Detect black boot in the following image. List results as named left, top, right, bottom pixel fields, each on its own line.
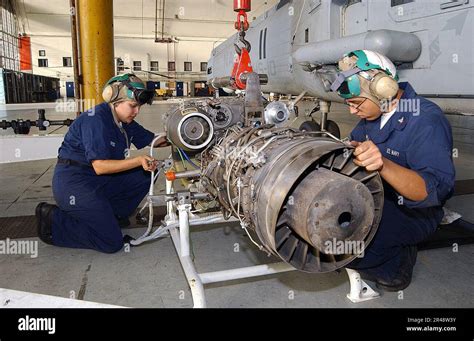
left=35, top=202, right=57, bottom=245
left=115, top=216, right=131, bottom=228
left=123, top=234, right=136, bottom=245
left=376, top=245, right=418, bottom=292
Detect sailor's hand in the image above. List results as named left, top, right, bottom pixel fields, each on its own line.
left=138, top=155, right=158, bottom=172
left=351, top=140, right=384, bottom=171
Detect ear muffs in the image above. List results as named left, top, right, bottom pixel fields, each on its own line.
left=102, top=83, right=121, bottom=103
left=369, top=72, right=399, bottom=101
left=102, top=73, right=135, bottom=103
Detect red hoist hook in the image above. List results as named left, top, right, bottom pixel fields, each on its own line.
left=232, top=0, right=253, bottom=90
left=234, top=0, right=251, bottom=31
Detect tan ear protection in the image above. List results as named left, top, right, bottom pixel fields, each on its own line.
left=102, top=82, right=122, bottom=103
left=102, top=73, right=135, bottom=104
left=369, top=72, right=399, bottom=101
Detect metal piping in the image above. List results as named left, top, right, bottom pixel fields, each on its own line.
left=293, top=29, right=422, bottom=65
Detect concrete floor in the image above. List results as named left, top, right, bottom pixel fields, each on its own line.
left=0, top=99, right=473, bottom=308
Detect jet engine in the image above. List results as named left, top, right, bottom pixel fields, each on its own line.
left=164, top=98, right=383, bottom=273
left=163, top=98, right=245, bottom=151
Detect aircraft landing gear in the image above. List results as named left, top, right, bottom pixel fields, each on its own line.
left=298, top=100, right=341, bottom=138
left=319, top=100, right=341, bottom=138
left=325, top=119, right=341, bottom=138
left=299, top=120, right=321, bottom=132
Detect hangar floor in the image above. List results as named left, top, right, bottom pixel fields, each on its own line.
left=0, top=100, right=473, bottom=308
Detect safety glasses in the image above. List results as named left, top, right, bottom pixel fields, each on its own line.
left=344, top=98, right=367, bottom=112
left=123, top=80, right=155, bottom=105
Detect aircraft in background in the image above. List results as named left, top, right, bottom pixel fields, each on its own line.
left=207, top=0, right=473, bottom=134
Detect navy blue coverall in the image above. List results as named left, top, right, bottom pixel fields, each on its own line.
left=348, top=82, right=455, bottom=283
left=51, top=102, right=155, bottom=253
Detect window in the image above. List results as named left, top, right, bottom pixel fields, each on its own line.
left=39, top=50, right=46, bottom=57
left=391, top=0, right=413, bottom=6
left=63, top=57, right=72, bottom=67
left=305, top=28, right=309, bottom=43
left=117, top=58, right=125, bottom=72
left=168, top=61, right=176, bottom=71
left=133, top=61, right=142, bottom=71
left=200, top=62, right=208, bottom=72
left=150, top=61, right=159, bottom=71
left=184, top=62, right=192, bottom=72
left=38, top=59, right=48, bottom=67
left=440, top=0, right=467, bottom=9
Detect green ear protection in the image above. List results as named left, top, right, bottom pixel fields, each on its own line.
left=331, top=50, right=399, bottom=101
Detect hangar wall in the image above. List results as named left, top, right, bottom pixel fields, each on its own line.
left=21, top=0, right=278, bottom=97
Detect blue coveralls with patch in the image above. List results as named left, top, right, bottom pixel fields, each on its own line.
left=348, top=82, right=455, bottom=282
left=51, top=102, right=155, bottom=253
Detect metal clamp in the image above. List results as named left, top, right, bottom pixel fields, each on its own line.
left=346, top=268, right=380, bottom=303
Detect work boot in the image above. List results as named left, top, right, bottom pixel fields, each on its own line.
left=123, top=234, right=136, bottom=246
left=376, top=245, right=418, bottom=292
left=115, top=216, right=131, bottom=228
left=35, top=202, right=57, bottom=245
